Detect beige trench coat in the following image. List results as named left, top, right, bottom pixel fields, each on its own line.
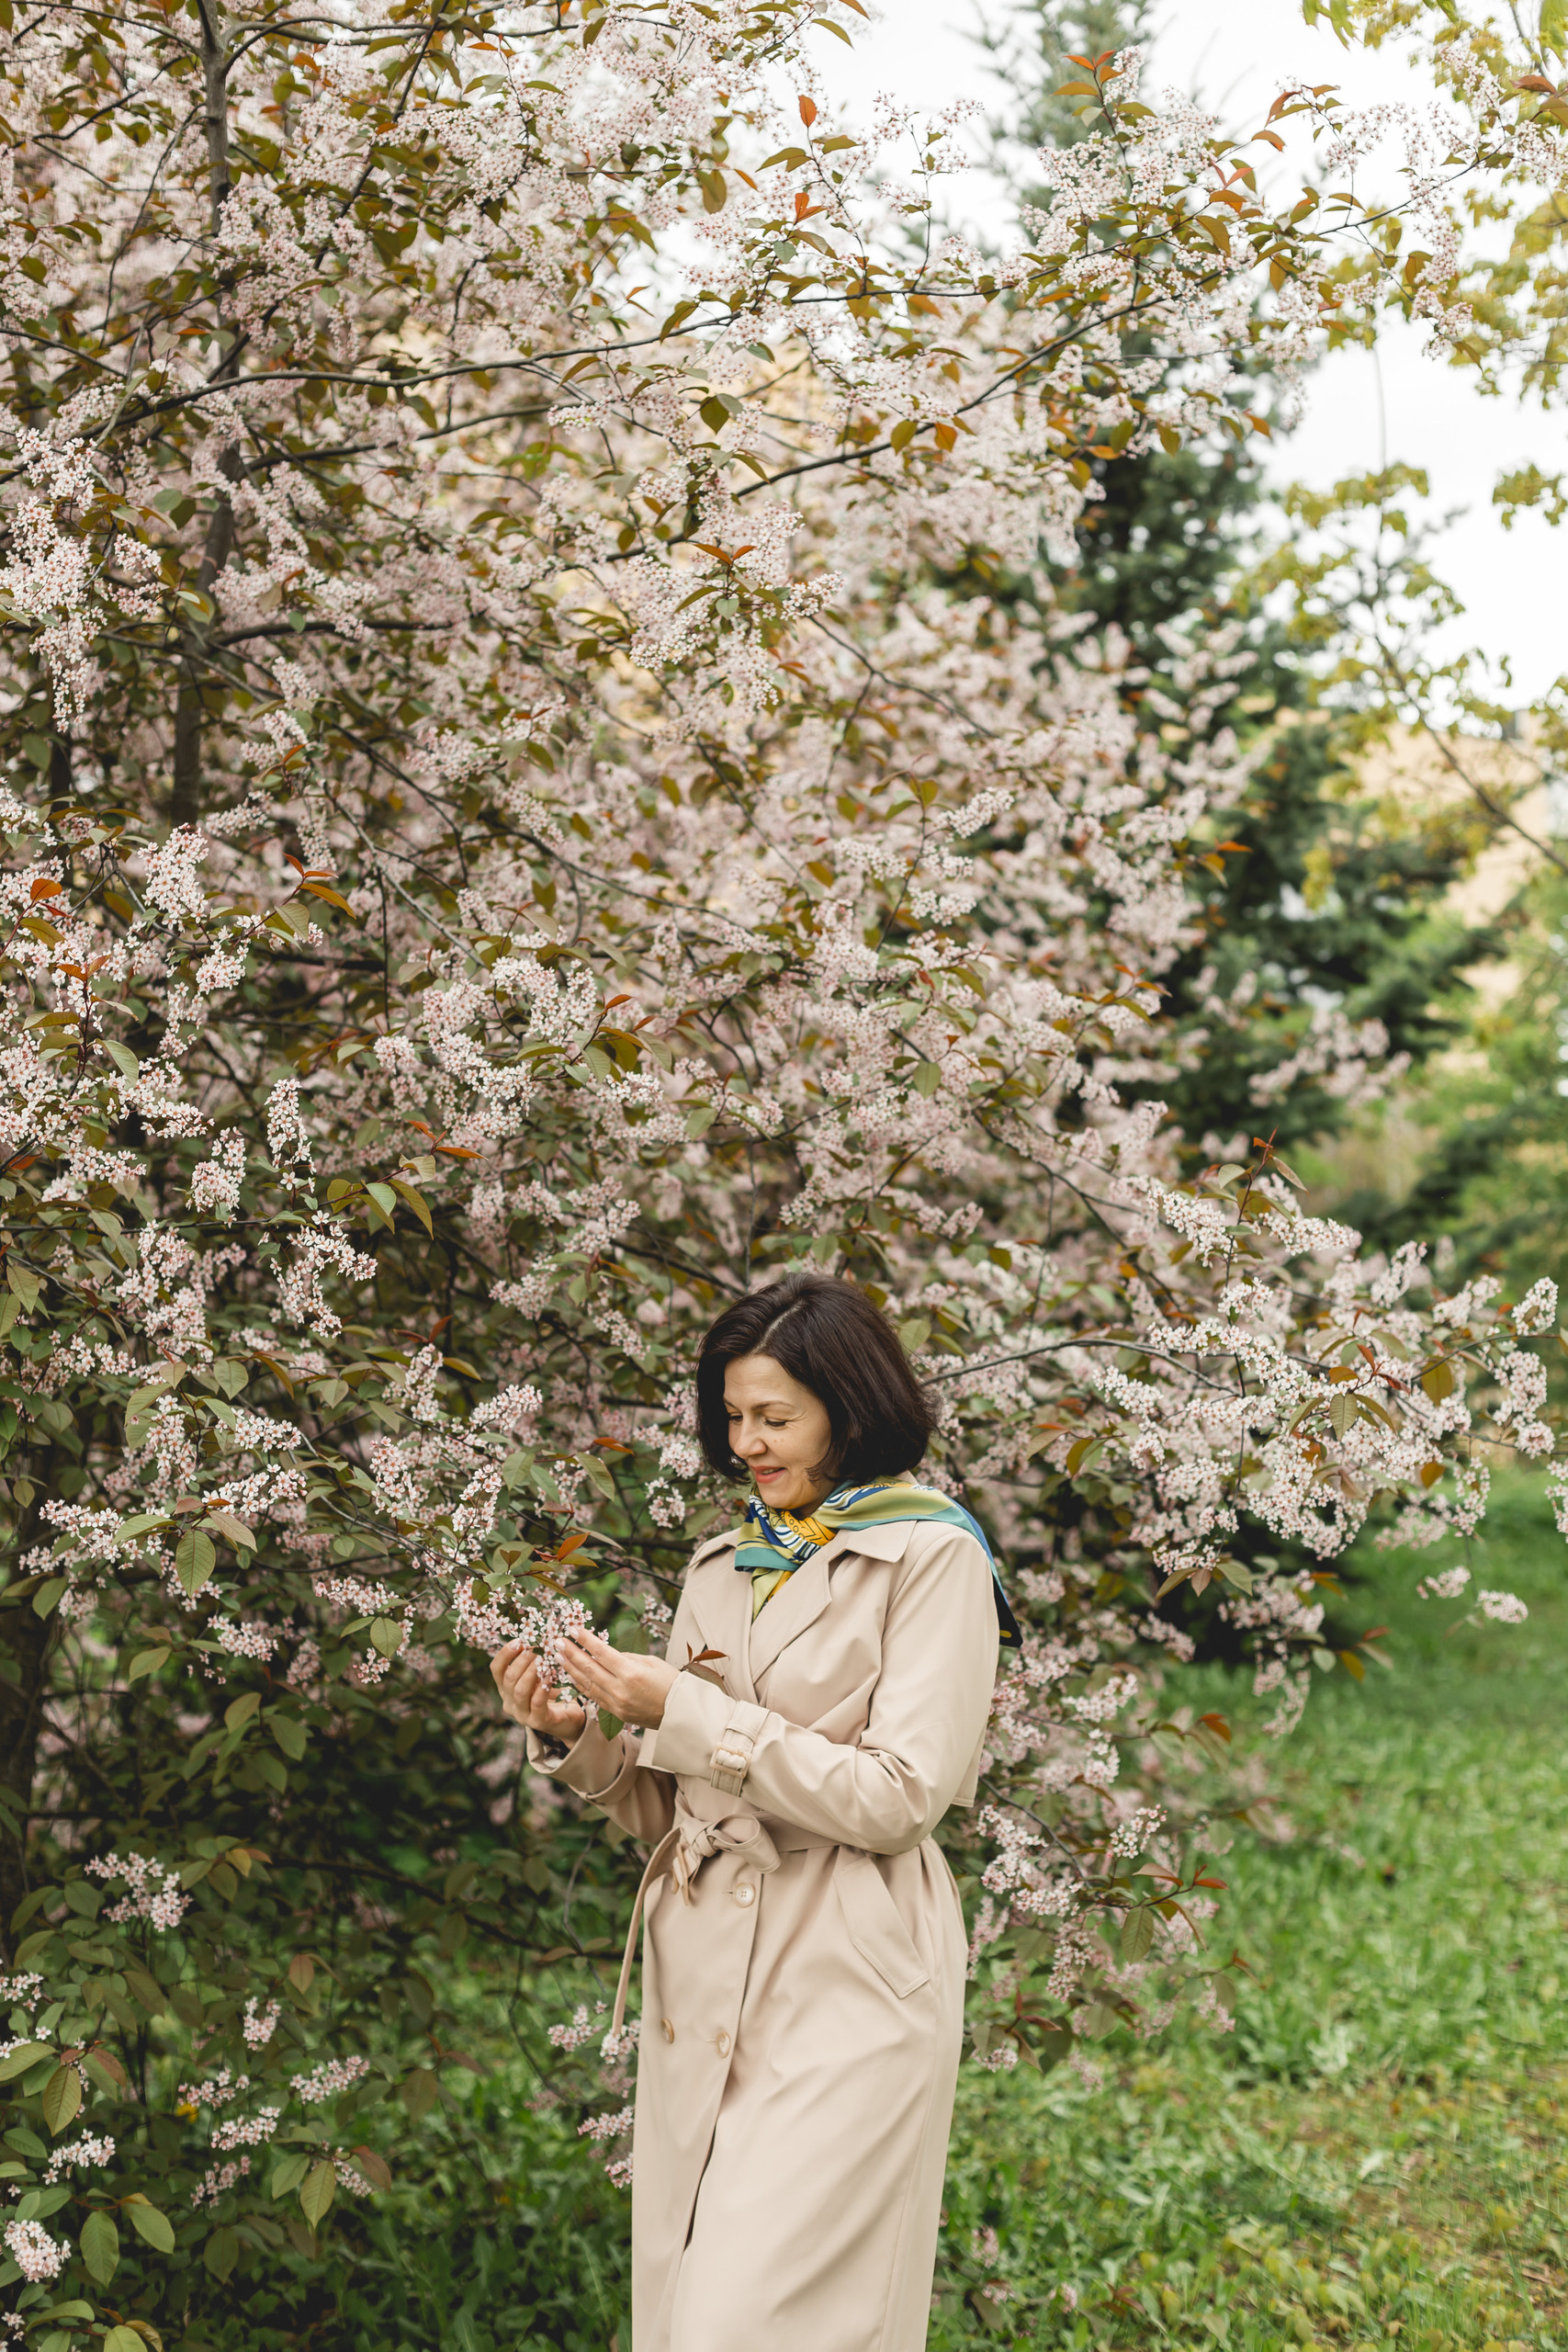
left=526, top=1514, right=999, bottom=2352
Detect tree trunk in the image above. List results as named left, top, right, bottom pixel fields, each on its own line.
left=169, top=488, right=236, bottom=830
left=170, top=0, right=239, bottom=833
left=0, top=1467, right=59, bottom=1955
left=197, top=0, right=231, bottom=233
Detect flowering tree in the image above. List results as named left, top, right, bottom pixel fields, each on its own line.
left=0, top=0, right=1562, bottom=2334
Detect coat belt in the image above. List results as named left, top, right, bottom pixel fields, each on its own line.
left=610, top=1793, right=836, bottom=2035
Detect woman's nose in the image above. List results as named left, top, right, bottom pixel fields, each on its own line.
left=738, top=1426, right=767, bottom=1454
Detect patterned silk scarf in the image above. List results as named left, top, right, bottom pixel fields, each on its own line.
left=734, top=1476, right=1022, bottom=1650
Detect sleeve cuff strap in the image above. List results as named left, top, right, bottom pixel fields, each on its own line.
left=709, top=1700, right=770, bottom=1797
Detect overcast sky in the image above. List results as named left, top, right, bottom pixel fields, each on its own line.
left=819, top=0, right=1567, bottom=710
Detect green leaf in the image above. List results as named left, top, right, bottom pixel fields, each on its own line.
left=299, top=2157, right=337, bottom=2228
left=224, top=1690, right=262, bottom=1732
left=104, top=2329, right=145, bottom=2352
left=79, top=2205, right=118, bottom=2283
left=401, top=2066, right=438, bottom=2120
left=1420, top=1357, right=1456, bottom=1401
left=125, top=1968, right=165, bottom=2016
left=6, top=1262, right=39, bottom=1311
left=577, top=1450, right=615, bottom=1498
left=389, top=1178, right=433, bottom=1236
left=206, top=1509, right=256, bottom=1549
left=369, top=1616, right=403, bottom=1658
left=1120, top=1907, right=1156, bottom=1962
left=128, top=1647, right=170, bottom=1683
left=42, top=2064, right=82, bottom=2135
left=366, top=1182, right=398, bottom=1217
left=175, top=1529, right=216, bottom=1596
left=1035, top=2021, right=1073, bottom=2073
left=698, top=393, right=731, bottom=433
left=684, top=1103, right=716, bottom=1138
left=0, top=2040, right=50, bottom=2082
left=82, top=2048, right=125, bottom=2094
left=271, top=2152, right=310, bottom=2199
left=911, top=1060, right=942, bottom=1096
left=20, top=2183, right=71, bottom=2219
left=115, top=1509, right=173, bottom=1544
left=30, top=1577, right=65, bottom=1619
left=102, top=1041, right=140, bottom=1081
left=1077, top=1999, right=1121, bottom=2040
left=269, top=1711, right=309, bottom=1761
left=597, top=1707, right=623, bottom=1741
left=203, top=2223, right=239, bottom=2281
left=123, top=2195, right=175, bottom=2254
left=1328, top=1391, right=1357, bottom=1437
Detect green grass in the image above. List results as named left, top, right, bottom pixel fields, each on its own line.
left=932, top=1475, right=1568, bottom=2350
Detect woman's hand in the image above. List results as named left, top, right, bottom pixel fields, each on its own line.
left=491, top=1638, right=588, bottom=1743
left=558, top=1629, right=679, bottom=1730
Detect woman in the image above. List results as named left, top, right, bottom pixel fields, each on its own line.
left=491, top=1274, right=1013, bottom=2352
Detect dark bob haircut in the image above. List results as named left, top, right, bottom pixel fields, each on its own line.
left=695, top=1274, right=936, bottom=1487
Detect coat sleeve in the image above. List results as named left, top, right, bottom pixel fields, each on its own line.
left=521, top=1572, right=713, bottom=1847
left=648, top=1525, right=998, bottom=1854
left=524, top=1715, right=677, bottom=1845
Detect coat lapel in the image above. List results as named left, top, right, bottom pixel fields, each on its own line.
left=678, top=1528, right=757, bottom=1704
left=746, top=1544, right=833, bottom=1684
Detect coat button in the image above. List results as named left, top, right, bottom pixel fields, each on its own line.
left=660, top=2018, right=674, bottom=2043
left=734, top=1882, right=755, bottom=1907
left=716, top=2030, right=732, bottom=2058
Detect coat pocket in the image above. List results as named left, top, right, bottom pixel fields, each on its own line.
left=834, top=1849, right=930, bottom=1998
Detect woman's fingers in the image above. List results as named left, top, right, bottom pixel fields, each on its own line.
left=489, top=1637, right=525, bottom=1689
left=502, top=1652, right=539, bottom=1705
left=493, top=1646, right=553, bottom=1726
left=558, top=1634, right=605, bottom=1694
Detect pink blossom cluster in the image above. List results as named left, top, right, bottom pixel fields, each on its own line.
left=289, top=2056, right=371, bottom=2105
left=178, top=2069, right=249, bottom=2110
left=243, top=1999, right=281, bottom=2050
left=210, top=2108, right=281, bottom=2151
left=3, top=2217, right=64, bottom=2281
left=547, top=2002, right=609, bottom=2052
left=85, top=1849, right=189, bottom=1930
left=192, top=2156, right=252, bottom=2209
left=43, top=2132, right=115, bottom=2183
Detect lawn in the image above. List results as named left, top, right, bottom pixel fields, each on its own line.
left=332, top=1476, right=1568, bottom=2351
left=933, top=1476, right=1568, bottom=2351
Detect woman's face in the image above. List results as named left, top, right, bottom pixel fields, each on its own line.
left=724, top=1351, right=834, bottom=1514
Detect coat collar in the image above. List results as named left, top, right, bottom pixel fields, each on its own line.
left=680, top=1514, right=919, bottom=1688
